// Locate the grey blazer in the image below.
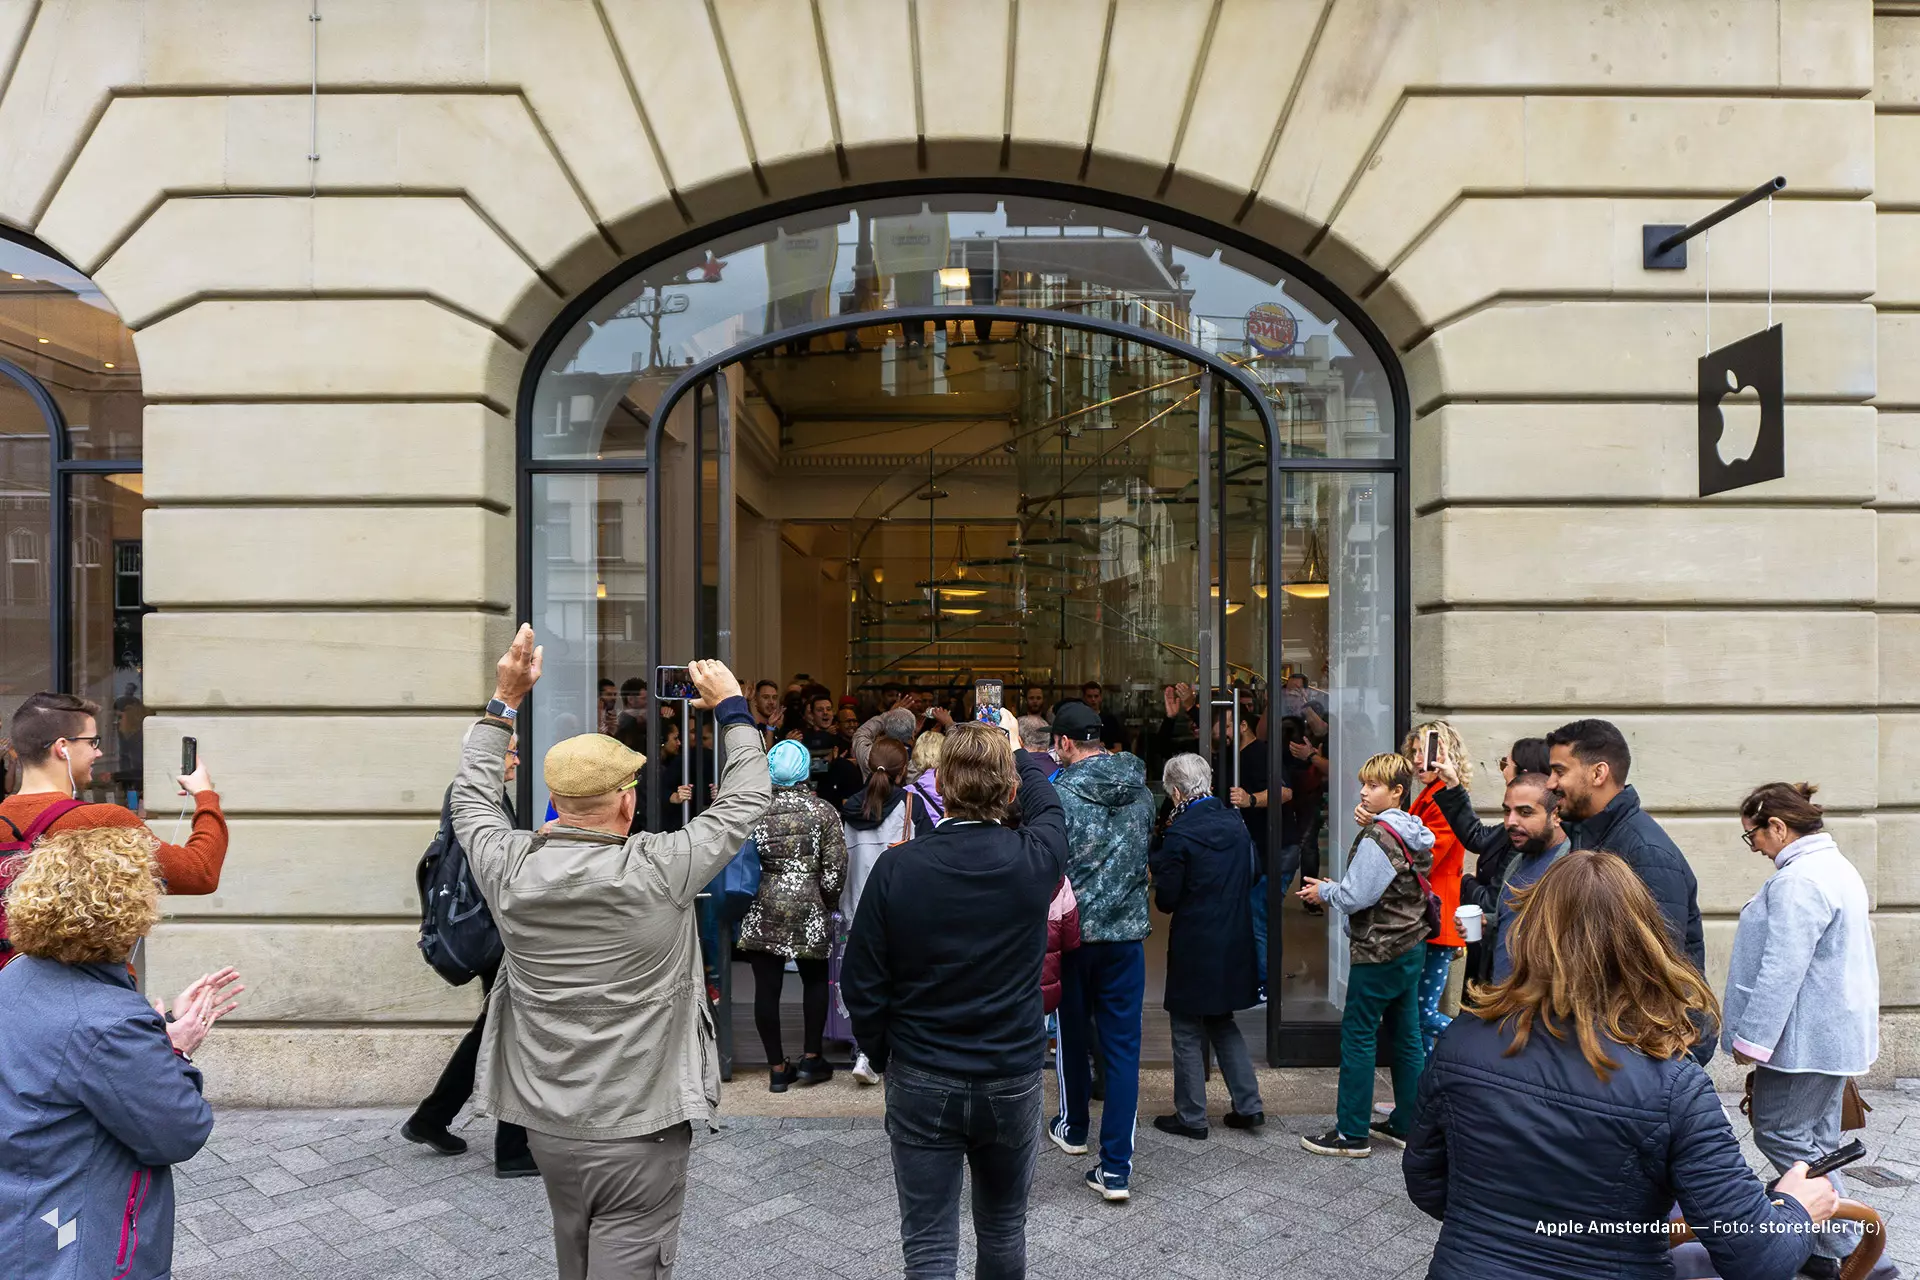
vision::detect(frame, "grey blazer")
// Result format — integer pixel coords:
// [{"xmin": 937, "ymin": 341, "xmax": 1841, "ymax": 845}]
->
[{"xmin": 1721, "ymin": 832, "xmax": 1878, "ymax": 1075}]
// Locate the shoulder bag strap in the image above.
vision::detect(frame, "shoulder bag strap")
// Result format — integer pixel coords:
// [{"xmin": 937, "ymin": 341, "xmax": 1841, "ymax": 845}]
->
[{"xmin": 22, "ymin": 798, "xmax": 86, "ymax": 843}]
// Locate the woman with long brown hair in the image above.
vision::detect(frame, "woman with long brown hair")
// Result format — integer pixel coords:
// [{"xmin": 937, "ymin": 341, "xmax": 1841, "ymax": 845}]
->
[{"xmin": 1404, "ymin": 850, "xmax": 1837, "ymax": 1280}]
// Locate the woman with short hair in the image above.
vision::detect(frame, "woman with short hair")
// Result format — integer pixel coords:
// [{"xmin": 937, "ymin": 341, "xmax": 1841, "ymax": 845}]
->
[
  {"xmin": 905, "ymin": 731, "xmax": 946, "ymax": 825},
  {"xmin": 0, "ymin": 827, "xmax": 242, "ymax": 1280},
  {"xmin": 1405, "ymin": 849, "xmax": 1836, "ymax": 1280},
  {"xmin": 1149, "ymin": 753, "xmax": 1265, "ymax": 1140},
  {"xmin": 1725, "ymin": 782, "xmax": 1878, "ymax": 1280},
  {"xmin": 737, "ymin": 739, "xmax": 848, "ymax": 1092}
]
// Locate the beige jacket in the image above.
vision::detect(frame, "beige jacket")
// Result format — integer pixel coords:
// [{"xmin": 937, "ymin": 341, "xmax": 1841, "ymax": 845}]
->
[{"xmin": 451, "ymin": 716, "xmax": 771, "ymax": 1139}]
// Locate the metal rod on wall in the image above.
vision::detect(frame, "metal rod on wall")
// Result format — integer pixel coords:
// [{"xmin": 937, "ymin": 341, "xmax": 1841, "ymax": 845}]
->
[{"xmin": 1643, "ymin": 176, "xmax": 1785, "ymax": 270}]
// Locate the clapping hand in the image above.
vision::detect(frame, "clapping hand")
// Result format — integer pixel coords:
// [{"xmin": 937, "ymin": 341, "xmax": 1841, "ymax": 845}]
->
[{"xmin": 159, "ymin": 967, "xmax": 244, "ymax": 1058}]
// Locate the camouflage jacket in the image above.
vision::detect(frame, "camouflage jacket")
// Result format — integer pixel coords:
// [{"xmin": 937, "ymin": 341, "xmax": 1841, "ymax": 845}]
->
[{"xmin": 1055, "ymin": 752, "xmax": 1155, "ymax": 943}]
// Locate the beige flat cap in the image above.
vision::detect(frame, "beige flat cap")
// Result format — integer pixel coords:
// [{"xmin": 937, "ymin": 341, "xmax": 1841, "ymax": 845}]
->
[{"xmin": 543, "ymin": 733, "xmax": 646, "ymax": 798}]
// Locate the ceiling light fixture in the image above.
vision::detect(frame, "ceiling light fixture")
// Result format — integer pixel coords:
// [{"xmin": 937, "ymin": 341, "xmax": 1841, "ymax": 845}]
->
[
  {"xmin": 937, "ymin": 266, "xmax": 972, "ymax": 290},
  {"xmin": 37, "ymin": 337, "xmax": 49, "ymax": 343},
  {"xmin": 8, "ymin": 273, "xmax": 21, "ymax": 280},
  {"xmin": 103, "ymin": 362, "xmax": 115, "ymax": 369}
]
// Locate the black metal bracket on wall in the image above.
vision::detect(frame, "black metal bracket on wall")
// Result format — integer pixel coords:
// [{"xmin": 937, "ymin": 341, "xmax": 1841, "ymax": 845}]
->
[{"xmin": 1643, "ymin": 176, "xmax": 1786, "ymax": 270}]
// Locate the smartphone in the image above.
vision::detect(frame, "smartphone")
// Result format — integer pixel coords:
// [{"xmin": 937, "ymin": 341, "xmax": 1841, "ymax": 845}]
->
[
  {"xmin": 1805, "ymin": 1138, "xmax": 1868, "ymax": 1179},
  {"xmin": 655, "ymin": 665, "xmax": 697, "ymax": 700},
  {"xmin": 180, "ymin": 736, "xmax": 197, "ymax": 775},
  {"xmin": 1424, "ymin": 728, "xmax": 1441, "ymax": 769},
  {"xmin": 975, "ymin": 678, "xmax": 1004, "ymax": 725}
]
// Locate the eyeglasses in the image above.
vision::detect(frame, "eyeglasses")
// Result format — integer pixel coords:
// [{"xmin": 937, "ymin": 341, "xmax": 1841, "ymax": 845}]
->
[
  {"xmin": 1497, "ymin": 756, "xmax": 1510, "ymax": 772},
  {"xmin": 1740, "ymin": 827, "xmax": 1762, "ymax": 850},
  {"xmin": 63, "ymin": 735, "xmax": 102, "ymax": 747}
]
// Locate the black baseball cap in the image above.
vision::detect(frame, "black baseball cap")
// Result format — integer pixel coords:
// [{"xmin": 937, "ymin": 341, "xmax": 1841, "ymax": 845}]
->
[{"xmin": 1051, "ymin": 701, "xmax": 1103, "ymax": 743}]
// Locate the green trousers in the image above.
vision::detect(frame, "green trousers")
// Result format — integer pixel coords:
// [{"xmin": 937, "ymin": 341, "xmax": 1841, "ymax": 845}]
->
[{"xmin": 1336, "ymin": 944, "xmax": 1426, "ymax": 1139}]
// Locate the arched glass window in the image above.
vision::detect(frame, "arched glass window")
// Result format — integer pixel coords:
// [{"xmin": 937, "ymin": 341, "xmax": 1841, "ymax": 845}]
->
[
  {"xmin": 521, "ymin": 187, "xmax": 1408, "ymax": 1065},
  {"xmin": 0, "ymin": 233, "xmax": 147, "ymax": 805}
]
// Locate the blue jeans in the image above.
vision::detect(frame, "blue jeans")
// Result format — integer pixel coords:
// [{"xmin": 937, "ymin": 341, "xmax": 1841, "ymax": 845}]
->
[
  {"xmin": 1053, "ymin": 940, "xmax": 1144, "ymax": 1178},
  {"xmin": 1419, "ymin": 945, "xmax": 1460, "ymax": 1058},
  {"xmin": 885, "ymin": 1062, "xmax": 1043, "ymax": 1279}
]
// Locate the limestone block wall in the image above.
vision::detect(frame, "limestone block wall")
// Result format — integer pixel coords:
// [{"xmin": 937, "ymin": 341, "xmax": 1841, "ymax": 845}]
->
[{"xmin": 0, "ymin": 0, "xmax": 1906, "ymax": 1101}]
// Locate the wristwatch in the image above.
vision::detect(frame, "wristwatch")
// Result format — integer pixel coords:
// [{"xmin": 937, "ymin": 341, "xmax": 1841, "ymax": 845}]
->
[{"xmin": 484, "ymin": 699, "xmax": 518, "ymax": 722}]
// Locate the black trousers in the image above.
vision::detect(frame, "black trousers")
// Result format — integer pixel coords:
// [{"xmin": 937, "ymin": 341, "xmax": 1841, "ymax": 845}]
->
[
  {"xmin": 412, "ymin": 972, "xmax": 529, "ymax": 1162},
  {"xmin": 746, "ymin": 950, "xmax": 828, "ymax": 1065}
]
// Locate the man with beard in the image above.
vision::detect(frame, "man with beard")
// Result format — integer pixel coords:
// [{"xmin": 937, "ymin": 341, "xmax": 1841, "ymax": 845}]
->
[
  {"xmin": 1546, "ymin": 718, "xmax": 1711, "ymax": 1064},
  {"xmin": 1454, "ymin": 773, "xmax": 1567, "ymax": 984}
]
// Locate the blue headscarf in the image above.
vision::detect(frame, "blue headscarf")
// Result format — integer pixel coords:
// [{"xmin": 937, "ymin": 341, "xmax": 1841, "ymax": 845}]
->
[{"xmin": 768, "ymin": 739, "xmax": 811, "ymax": 787}]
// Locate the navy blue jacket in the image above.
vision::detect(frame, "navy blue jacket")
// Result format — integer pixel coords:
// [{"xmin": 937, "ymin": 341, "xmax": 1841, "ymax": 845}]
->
[
  {"xmin": 1150, "ymin": 796, "xmax": 1260, "ymax": 1016},
  {"xmin": 0, "ymin": 957, "xmax": 213, "ymax": 1280},
  {"xmin": 1405, "ymin": 1014, "xmax": 1813, "ymax": 1280}
]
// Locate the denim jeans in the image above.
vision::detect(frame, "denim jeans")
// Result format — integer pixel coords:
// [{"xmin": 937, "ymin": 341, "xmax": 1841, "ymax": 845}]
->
[{"xmin": 885, "ymin": 1062, "xmax": 1043, "ymax": 1279}]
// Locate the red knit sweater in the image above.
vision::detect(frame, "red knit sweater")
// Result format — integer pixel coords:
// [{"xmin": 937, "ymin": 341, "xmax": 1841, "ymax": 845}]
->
[
  {"xmin": 1411, "ymin": 781, "xmax": 1466, "ymax": 949},
  {"xmin": 0, "ymin": 790, "xmax": 229, "ymax": 895}
]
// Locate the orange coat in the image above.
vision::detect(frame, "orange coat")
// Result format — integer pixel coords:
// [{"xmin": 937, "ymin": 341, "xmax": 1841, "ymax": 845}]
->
[{"xmin": 1411, "ymin": 781, "xmax": 1466, "ymax": 949}]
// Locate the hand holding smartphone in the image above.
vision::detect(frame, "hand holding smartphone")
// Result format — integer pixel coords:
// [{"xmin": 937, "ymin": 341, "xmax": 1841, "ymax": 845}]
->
[
  {"xmin": 974, "ymin": 678, "xmax": 1003, "ymax": 725},
  {"xmin": 655, "ymin": 665, "xmax": 697, "ymax": 701}
]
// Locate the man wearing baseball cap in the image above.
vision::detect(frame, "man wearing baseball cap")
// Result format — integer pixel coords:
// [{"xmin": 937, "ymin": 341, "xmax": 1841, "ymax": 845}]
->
[
  {"xmin": 449, "ymin": 627, "xmax": 771, "ymax": 1279},
  {"xmin": 1045, "ymin": 698, "xmax": 1155, "ymax": 1202}
]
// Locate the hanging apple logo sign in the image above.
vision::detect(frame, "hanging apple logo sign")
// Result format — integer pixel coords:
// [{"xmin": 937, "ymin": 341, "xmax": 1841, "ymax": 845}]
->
[
  {"xmin": 1698, "ymin": 323, "xmax": 1784, "ymax": 496},
  {"xmin": 1246, "ymin": 302, "xmax": 1298, "ymax": 358}
]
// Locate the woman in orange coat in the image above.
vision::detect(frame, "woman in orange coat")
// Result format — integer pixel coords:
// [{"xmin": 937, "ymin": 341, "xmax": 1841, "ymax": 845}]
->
[{"xmin": 1403, "ymin": 721, "xmax": 1470, "ymax": 1058}]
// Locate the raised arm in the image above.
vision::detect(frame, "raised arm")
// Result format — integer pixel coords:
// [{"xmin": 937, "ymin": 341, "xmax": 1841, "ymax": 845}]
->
[
  {"xmin": 453, "ymin": 625, "xmax": 541, "ymax": 896},
  {"xmin": 1432, "ymin": 782, "xmax": 1509, "ymax": 862},
  {"xmin": 646, "ymin": 660, "xmax": 772, "ymax": 905}
]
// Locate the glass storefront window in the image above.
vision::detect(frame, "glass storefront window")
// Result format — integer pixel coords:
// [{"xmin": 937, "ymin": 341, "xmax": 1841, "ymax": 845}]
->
[
  {"xmin": 532, "ymin": 194, "xmax": 1391, "ymax": 463},
  {"xmin": 0, "ymin": 236, "xmax": 145, "ymax": 804},
  {"xmin": 529, "ymin": 473, "xmax": 648, "ymax": 821}
]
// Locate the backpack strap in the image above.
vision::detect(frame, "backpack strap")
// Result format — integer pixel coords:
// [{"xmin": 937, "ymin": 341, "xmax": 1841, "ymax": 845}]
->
[
  {"xmin": 1365, "ymin": 819, "xmax": 1434, "ymax": 893},
  {"xmin": 0, "ymin": 814, "xmax": 22, "ymax": 844},
  {"xmin": 19, "ymin": 798, "xmax": 85, "ymax": 844}
]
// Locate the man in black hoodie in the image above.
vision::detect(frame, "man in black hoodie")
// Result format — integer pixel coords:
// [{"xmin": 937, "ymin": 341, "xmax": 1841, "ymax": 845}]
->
[
  {"xmin": 841, "ymin": 712, "xmax": 1067, "ymax": 1279},
  {"xmin": 1546, "ymin": 718, "xmax": 1712, "ymax": 1064}
]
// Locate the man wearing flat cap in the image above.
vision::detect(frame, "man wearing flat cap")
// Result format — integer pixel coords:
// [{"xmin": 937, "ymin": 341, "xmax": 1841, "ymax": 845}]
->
[{"xmin": 450, "ymin": 626, "xmax": 771, "ymax": 1279}]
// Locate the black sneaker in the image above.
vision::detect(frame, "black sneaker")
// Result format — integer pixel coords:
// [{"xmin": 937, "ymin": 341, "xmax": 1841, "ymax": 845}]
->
[
  {"xmin": 768, "ymin": 1060, "xmax": 798, "ymax": 1093},
  {"xmin": 1152, "ymin": 1114, "xmax": 1207, "ymax": 1141},
  {"xmin": 1368, "ymin": 1121, "xmax": 1408, "ymax": 1149},
  {"xmin": 795, "ymin": 1055, "xmax": 834, "ymax": 1086},
  {"xmin": 1301, "ymin": 1128, "xmax": 1371, "ymax": 1158},
  {"xmin": 1085, "ymin": 1166, "xmax": 1130, "ymax": 1202},
  {"xmin": 400, "ymin": 1119, "xmax": 466, "ymax": 1156},
  {"xmin": 1223, "ymin": 1110, "xmax": 1265, "ymax": 1130},
  {"xmin": 494, "ymin": 1152, "xmax": 539, "ymax": 1179},
  {"xmin": 1799, "ymin": 1258, "xmax": 1841, "ymax": 1280}
]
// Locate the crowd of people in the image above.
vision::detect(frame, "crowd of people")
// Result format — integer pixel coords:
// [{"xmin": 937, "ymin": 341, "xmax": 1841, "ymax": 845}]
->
[{"xmin": 0, "ymin": 646, "xmax": 1891, "ymax": 1280}]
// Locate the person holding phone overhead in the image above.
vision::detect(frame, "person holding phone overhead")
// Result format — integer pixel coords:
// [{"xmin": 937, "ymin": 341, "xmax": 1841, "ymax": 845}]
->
[
  {"xmin": 449, "ymin": 630, "xmax": 771, "ymax": 1280},
  {"xmin": 1724, "ymin": 782, "xmax": 1879, "ymax": 1280},
  {"xmin": 1386, "ymin": 721, "xmax": 1470, "ymax": 1057},
  {"xmin": 0, "ymin": 693, "xmax": 229, "ymax": 928}
]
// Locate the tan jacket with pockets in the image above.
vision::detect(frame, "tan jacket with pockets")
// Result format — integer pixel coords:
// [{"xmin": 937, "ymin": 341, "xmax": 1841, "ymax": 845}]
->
[{"xmin": 451, "ymin": 716, "xmax": 771, "ymax": 1139}]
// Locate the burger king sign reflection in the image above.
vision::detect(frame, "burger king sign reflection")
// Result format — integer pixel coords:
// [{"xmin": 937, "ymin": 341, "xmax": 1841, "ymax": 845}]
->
[{"xmin": 1246, "ymin": 302, "xmax": 1298, "ymax": 358}]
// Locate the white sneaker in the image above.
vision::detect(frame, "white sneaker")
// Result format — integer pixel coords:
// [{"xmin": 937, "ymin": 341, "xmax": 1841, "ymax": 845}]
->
[{"xmin": 852, "ymin": 1053, "xmax": 881, "ymax": 1085}]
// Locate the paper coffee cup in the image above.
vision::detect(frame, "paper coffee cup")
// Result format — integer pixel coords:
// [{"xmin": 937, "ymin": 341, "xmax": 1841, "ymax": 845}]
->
[{"xmin": 1455, "ymin": 904, "xmax": 1484, "ymax": 942}]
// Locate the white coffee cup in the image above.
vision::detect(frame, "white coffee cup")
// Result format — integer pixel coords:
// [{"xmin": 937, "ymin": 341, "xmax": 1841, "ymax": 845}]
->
[{"xmin": 1455, "ymin": 903, "xmax": 1484, "ymax": 942}]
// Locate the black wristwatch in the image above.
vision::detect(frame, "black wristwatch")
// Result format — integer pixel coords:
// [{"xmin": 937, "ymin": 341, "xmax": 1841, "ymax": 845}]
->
[{"xmin": 484, "ymin": 699, "xmax": 518, "ymax": 722}]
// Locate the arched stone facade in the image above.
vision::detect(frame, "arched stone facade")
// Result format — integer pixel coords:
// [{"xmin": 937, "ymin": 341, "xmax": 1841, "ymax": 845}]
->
[{"xmin": 0, "ymin": 0, "xmax": 1911, "ymax": 1101}]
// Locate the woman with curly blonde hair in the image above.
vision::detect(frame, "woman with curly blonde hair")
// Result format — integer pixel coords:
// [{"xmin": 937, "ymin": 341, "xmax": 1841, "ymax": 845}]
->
[{"xmin": 0, "ymin": 827, "xmax": 242, "ymax": 1280}]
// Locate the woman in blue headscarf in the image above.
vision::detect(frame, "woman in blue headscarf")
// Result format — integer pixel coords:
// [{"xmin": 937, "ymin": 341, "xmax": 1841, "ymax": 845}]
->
[{"xmin": 736, "ymin": 739, "xmax": 849, "ymax": 1092}]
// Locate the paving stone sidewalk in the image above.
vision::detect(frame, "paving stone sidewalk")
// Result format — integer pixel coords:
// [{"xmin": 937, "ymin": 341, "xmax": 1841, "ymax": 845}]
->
[{"xmin": 171, "ymin": 1085, "xmax": 1920, "ymax": 1280}]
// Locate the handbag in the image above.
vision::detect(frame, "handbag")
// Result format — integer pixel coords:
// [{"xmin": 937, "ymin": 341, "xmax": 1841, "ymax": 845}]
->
[
  {"xmin": 706, "ymin": 837, "xmax": 761, "ymax": 922},
  {"xmin": 1739, "ymin": 1070, "xmax": 1871, "ymax": 1132}
]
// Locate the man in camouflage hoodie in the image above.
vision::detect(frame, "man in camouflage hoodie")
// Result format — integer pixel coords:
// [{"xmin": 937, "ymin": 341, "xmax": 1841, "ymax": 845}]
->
[{"xmin": 1045, "ymin": 701, "xmax": 1156, "ymax": 1203}]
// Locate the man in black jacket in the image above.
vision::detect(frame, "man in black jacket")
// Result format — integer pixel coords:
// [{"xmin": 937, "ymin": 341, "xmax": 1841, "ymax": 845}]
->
[
  {"xmin": 1546, "ymin": 718, "xmax": 1712, "ymax": 1063},
  {"xmin": 842, "ymin": 711, "xmax": 1067, "ymax": 1279}
]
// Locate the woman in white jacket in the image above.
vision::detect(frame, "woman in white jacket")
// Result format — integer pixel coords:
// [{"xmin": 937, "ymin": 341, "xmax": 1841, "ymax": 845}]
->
[{"xmin": 1725, "ymin": 781, "xmax": 1878, "ymax": 1280}]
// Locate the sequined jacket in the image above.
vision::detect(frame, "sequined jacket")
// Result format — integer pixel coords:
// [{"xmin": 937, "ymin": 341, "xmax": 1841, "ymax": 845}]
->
[{"xmin": 737, "ymin": 786, "xmax": 849, "ymax": 960}]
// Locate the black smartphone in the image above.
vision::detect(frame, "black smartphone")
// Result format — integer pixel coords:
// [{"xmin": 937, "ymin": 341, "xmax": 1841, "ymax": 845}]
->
[
  {"xmin": 1805, "ymin": 1138, "xmax": 1868, "ymax": 1179},
  {"xmin": 1424, "ymin": 728, "xmax": 1441, "ymax": 769},
  {"xmin": 975, "ymin": 678, "xmax": 1003, "ymax": 725},
  {"xmin": 655, "ymin": 665, "xmax": 697, "ymax": 700},
  {"xmin": 180, "ymin": 736, "xmax": 197, "ymax": 775}
]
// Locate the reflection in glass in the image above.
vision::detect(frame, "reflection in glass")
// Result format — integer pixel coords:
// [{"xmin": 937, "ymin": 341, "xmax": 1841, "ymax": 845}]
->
[
  {"xmin": 531, "ymin": 194, "xmax": 1390, "ymax": 463},
  {"xmin": 530, "ymin": 474, "xmax": 648, "ymax": 821},
  {"xmin": 0, "ymin": 239, "xmax": 141, "ymax": 460},
  {"xmin": 69, "ymin": 473, "xmax": 149, "ymax": 807},
  {"xmin": 0, "ymin": 376, "xmax": 52, "ymax": 756},
  {"xmin": 1276, "ymin": 472, "xmax": 1396, "ymax": 1025}
]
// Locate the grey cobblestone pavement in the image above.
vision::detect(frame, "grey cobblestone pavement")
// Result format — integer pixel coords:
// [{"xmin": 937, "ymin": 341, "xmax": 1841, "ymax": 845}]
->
[{"xmin": 171, "ymin": 1086, "xmax": 1920, "ymax": 1280}]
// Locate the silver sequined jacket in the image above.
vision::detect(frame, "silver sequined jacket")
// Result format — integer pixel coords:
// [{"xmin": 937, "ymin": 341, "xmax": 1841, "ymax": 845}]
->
[{"xmin": 736, "ymin": 786, "xmax": 849, "ymax": 960}]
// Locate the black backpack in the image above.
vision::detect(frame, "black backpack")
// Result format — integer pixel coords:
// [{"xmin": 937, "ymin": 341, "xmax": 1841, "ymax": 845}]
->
[{"xmin": 415, "ymin": 786, "xmax": 503, "ymax": 987}]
